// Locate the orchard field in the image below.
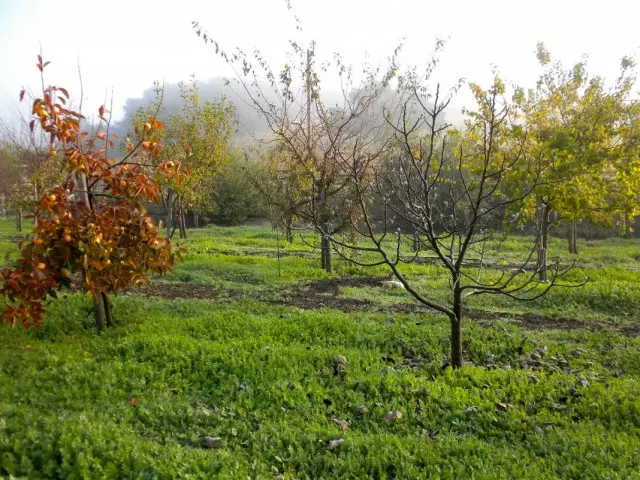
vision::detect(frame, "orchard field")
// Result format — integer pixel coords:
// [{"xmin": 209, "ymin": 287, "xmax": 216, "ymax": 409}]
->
[{"xmin": 1, "ymin": 218, "xmax": 639, "ymax": 479}]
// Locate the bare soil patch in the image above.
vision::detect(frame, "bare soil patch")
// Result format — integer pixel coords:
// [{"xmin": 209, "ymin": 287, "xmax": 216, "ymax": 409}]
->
[{"xmin": 133, "ymin": 276, "xmax": 638, "ymax": 337}]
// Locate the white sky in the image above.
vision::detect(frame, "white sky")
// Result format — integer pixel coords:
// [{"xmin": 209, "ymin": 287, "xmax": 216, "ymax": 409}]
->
[{"xmin": 1, "ymin": 0, "xmax": 639, "ymax": 124}]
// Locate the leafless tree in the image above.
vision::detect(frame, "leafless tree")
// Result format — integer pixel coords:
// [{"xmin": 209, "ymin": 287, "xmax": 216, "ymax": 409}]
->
[
  {"xmin": 319, "ymin": 75, "xmax": 585, "ymax": 368},
  {"xmin": 194, "ymin": 23, "xmax": 401, "ymax": 271}
]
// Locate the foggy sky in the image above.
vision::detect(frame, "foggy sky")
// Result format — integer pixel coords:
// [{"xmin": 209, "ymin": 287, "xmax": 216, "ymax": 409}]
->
[{"xmin": 1, "ymin": 0, "xmax": 638, "ymax": 129}]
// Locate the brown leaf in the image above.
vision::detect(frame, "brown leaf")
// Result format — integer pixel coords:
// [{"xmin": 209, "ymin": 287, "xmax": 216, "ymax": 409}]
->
[{"xmin": 332, "ymin": 418, "xmax": 350, "ymax": 429}]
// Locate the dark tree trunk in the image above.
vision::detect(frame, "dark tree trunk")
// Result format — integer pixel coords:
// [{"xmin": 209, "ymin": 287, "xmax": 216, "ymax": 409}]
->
[
  {"xmin": 16, "ymin": 208, "xmax": 22, "ymax": 232},
  {"xmin": 101, "ymin": 292, "xmax": 113, "ymax": 328},
  {"xmin": 450, "ymin": 284, "xmax": 463, "ymax": 368},
  {"xmin": 285, "ymin": 214, "xmax": 293, "ymax": 243},
  {"xmin": 166, "ymin": 189, "xmax": 173, "ymax": 238},
  {"xmin": 538, "ymin": 203, "xmax": 550, "ymax": 282},
  {"xmin": 193, "ymin": 211, "xmax": 199, "ymax": 229},
  {"xmin": 179, "ymin": 210, "xmax": 187, "ymax": 239},
  {"xmin": 93, "ymin": 294, "xmax": 105, "ymax": 331},
  {"xmin": 412, "ymin": 231, "xmax": 421, "ymax": 252},
  {"xmin": 568, "ymin": 222, "xmax": 578, "ymax": 254},
  {"xmin": 320, "ymin": 231, "xmax": 331, "ymax": 272}
]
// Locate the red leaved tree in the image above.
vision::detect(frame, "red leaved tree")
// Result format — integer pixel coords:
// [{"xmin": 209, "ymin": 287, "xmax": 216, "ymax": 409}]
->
[{"xmin": 0, "ymin": 56, "xmax": 189, "ymax": 329}]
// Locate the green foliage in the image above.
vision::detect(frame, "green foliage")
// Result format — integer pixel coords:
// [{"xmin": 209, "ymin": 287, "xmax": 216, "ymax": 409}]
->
[
  {"xmin": 203, "ymin": 152, "xmax": 267, "ymax": 225},
  {"xmin": 1, "ymin": 296, "xmax": 639, "ymax": 479},
  {"xmin": 0, "ymin": 219, "xmax": 639, "ymax": 478}
]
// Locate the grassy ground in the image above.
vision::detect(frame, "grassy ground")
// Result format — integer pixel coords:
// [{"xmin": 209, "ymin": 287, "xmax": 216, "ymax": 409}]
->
[{"xmin": 1, "ymin": 218, "xmax": 639, "ymax": 479}]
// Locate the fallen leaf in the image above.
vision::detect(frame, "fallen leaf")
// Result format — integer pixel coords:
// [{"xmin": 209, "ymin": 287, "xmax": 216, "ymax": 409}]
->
[{"xmin": 332, "ymin": 418, "xmax": 350, "ymax": 429}]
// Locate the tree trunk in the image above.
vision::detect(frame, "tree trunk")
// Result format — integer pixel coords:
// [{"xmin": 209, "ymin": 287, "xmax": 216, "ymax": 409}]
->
[
  {"xmin": 16, "ymin": 208, "xmax": 22, "ymax": 232},
  {"xmin": 33, "ymin": 182, "xmax": 39, "ymax": 225},
  {"xmin": 193, "ymin": 211, "xmax": 199, "ymax": 229},
  {"xmin": 320, "ymin": 230, "xmax": 331, "ymax": 273},
  {"xmin": 101, "ymin": 292, "xmax": 113, "ymax": 327},
  {"xmin": 166, "ymin": 189, "xmax": 173, "ymax": 239},
  {"xmin": 181, "ymin": 211, "xmax": 187, "ymax": 239},
  {"xmin": 285, "ymin": 214, "xmax": 293, "ymax": 243},
  {"xmin": 450, "ymin": 285, "xmax": 463, "ymax": 368},
  {"xmin": 537, "ymin": 201, "xmax": 550, "ymax": 282},
  {"xmin": 93, "ymin": 293, "xmax": 105, "ymax": 331},
  {"xmin": 412, "ymin": 231, "xmax": 421, "ymax": 252},
  {"xmin": 568, "ymin": 222, "xmax": 578, "ymax": 254}
]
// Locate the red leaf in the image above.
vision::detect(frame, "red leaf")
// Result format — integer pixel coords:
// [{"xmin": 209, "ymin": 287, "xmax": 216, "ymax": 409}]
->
[
  {"xmin": 58, "ymin": 87, "xmax": 69, "ymax": 98},
  {"xmin": 96, "ymin": 131, "xmax": 106, "ymax": 140},
  {"xmin": 19, "ymin": 89, "xmax": 25, "ymax": 102},
  {"xmin": 29, "ymin": 120, "xmax": 35, "ymax": 133},
  {"xmin": 98, "ymin": 105, "xmax": 106, "ymax": 118},
  {"xmin": 128, "ymin": 396, "xmax": 138, "ymax": 406}
]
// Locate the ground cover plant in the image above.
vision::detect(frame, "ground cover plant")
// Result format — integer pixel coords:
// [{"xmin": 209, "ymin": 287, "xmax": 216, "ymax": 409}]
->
[{"xmin": 1, "ymin": 218, "xmax": 639, "ymax": 479}]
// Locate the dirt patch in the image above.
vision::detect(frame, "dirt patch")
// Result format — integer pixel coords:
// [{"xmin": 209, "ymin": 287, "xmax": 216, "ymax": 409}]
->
[
  {"xmin": 464, "ymin": 308, "xmax": 610, "ymax": 333},
  {"xmin": 132, "ymin": 277, "xmax": 639, "ymax": 337},
  {"xmin": 138, "ymin": 282, "xmax": 246, "ymax": 301},
  {"xmin": 269, "ymin": 276, "xmax": 387, "ymax": 312},
  {"xmin": 201, "ymin": 247, "xmax": 313, "ymax": 259},
  {"xmin": 620, "ymin": 326, "xmax": 640, "ymax": 337}
]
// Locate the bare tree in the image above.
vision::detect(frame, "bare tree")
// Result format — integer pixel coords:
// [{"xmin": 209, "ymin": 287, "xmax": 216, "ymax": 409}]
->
[
  {"xmin": 321, "ymin": 75, "xmax": 584, "ymax": 368},
  {"xmin": 193, "ymin": 23, "xmax": 401, "ymax": 271}
]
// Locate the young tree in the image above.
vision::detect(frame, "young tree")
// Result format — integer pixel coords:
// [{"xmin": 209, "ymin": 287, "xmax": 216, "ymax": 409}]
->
[
  {"xmin": 0, "ymin": 56, "xmax": 187, "ymax": 329},
  {"xmin": 0, "ymin": 114, "xmax": 67, "ymax": 231},
  {"xmin": 193, "ymin": 24, "xmax": 399, "ymax": 271},
  {"xmin": 517, "ymin": 44, "xmax": 640, "ymax": 274},
  {"xmin": 321, "ymin": 75, "xmax": 582, "ymax": 368},
  {"xmin": 131, "ymin": 78, "xmax": 236, "ymax": 238}
]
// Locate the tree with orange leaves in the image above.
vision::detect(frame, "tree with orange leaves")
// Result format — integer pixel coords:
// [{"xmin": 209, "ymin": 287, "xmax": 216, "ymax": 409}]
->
[{"xmin": 0, "ymin": 56, "xmax": 189, "ymax": 329}]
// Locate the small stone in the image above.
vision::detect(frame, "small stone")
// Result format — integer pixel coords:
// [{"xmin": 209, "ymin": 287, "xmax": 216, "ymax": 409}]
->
[
  {"xmin": 381, "ymin": 280, "xmax": 404, "ymax": 289},
  {"xmin": 327, "ymin": 438, "xmax": 344, "ymax": 451},
  {"xmin": 577, "ymin": 376, "xmax": 589, "ymax": 388},
  {"xmin": 384, "ymin": 410, "xmax": 403, "ymax": 423},
  {"xmin": 355, "ymin": 406, "xmax": 369, "ymax": 415},
  {"xmin": 332, "ymin": 355, "xmax": 348, "ymax": 378},
  {"xmin": 571, "ymin": 348, "xmax": 585, "ymax": 357},
  {"xmin": 204, "ymin": 436, "xmax": 222, "ymax": 449},
  {"xmin": 549, "ymin": 403, "xmax": 566, "ymax": 411}
]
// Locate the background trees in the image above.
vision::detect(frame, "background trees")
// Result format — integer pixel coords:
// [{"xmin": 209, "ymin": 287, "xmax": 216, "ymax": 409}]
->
[
  {"xmin": 516, "ymin": 44, "xmax": 640, "ymax": 279},
  {"xmin": 131, "ymin": 78, "xmax": 236, "ymax": 238}
]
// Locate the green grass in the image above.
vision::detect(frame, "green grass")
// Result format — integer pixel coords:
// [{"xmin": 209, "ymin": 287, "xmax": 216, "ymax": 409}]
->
[{"xmin": 0, "ymin": 218, "xmax": 639, "ymax": 479}]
